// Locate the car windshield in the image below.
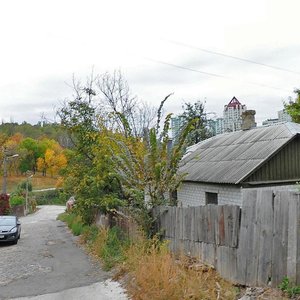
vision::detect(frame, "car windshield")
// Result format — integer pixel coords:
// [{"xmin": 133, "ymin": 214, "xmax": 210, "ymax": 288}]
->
[{"xmin": 0, "ymin": 218, "xmax": 16, "ymax": 226}]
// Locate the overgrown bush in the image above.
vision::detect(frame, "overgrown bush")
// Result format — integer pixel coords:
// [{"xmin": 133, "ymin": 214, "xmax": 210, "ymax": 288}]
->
[
  {"xmin": 33, "ymin": 189, "xmax": 65, "ymax": 205},
  {"xmin": 19, "ymin": 180, "xmax": 32, "ymax": 192},
  {"xmin": 9, "ymin": 195, "xmax": 25, "ymax": 207}
]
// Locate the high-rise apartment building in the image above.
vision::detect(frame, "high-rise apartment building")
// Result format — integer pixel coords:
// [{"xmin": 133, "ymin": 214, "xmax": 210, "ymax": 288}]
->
[
  {"xmin": 171, "ymin": 116, "xmax": 185, "ymax": 140},
  {"xmin": 223, "ymin": 97, "xmax": 247, "ymax": 132}
]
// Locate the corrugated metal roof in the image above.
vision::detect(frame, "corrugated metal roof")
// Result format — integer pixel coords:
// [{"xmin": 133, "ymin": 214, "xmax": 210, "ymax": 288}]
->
[{"xmin": 179, "ymin": 122, "xmax": 300, "ymax": 184}]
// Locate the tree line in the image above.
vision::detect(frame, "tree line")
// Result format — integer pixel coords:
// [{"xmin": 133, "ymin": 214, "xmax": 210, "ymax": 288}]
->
[{"xmin": 0, "ymin": 133, "xmax": 67, "ymax": 177}]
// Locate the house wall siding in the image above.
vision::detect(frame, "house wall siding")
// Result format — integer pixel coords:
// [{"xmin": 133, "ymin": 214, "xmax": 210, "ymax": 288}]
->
[
  {"xmin": 177, "ymin": 182, "xmax": 242, "ymax": 207},
  {"xmin": 243, "ymin": 184, "xmax": 298, "ymax": 194}
]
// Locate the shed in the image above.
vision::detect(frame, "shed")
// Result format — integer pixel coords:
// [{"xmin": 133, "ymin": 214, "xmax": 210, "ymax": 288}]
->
[{"xmin": 177, "ymin": 122, "xmax": 300, "ymax": 207}]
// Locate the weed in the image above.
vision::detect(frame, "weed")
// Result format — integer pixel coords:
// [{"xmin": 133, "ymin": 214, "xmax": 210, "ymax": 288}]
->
[
  {"xmin": 121, "ymin": 236, "xmax": 236, "ymax": 300},
  {"xmin": 279, "ymin": 277, "xmax": 300, "ymax": 298},
  {"xmin": 91, "ymin": 226, "xmax": 129, "ymax": 271},
  {"xmin": 80, "ymin": 224, "xmax": 99, "ymax": 244}
]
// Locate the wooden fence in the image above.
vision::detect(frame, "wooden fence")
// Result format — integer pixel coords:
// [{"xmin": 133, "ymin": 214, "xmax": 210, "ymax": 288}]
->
[{"xmin": 152, "ymin": 190, "xmax": 300, "ymax": 287}]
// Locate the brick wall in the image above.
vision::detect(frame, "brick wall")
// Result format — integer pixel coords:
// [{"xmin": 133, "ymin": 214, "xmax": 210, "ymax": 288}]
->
[{"xmin": 177, "ymin": 182, "xmax": 242, "ymax": 207}]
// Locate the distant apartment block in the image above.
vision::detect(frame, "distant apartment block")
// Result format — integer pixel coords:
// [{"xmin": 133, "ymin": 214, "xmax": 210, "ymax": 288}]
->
[
  {"xmin": 171, "ymin": 116, "xmax": 185, "ymax": 140},
  {"xmin": 262, "ymin": 109, "xmax": 292, "ymax": 126},
  {"xmin": 278, "ymin": 109, "xmax": 292, "ymax": 123},
  {"xmin": 223, "ymin": 97, "xmax": 247, "ymax": 132},
  {"xmin": 207, "ymin": 118, "xmax": 222, "ymax": 136}
]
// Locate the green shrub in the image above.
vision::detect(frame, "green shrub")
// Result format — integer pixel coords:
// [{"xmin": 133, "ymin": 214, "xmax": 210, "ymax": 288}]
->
[
  {"xmin": 19, "ymin": 181, "xmax": 32, "ymax": 192},
  {"xmin": 33, "ymin": 189, "xmax": 65, "ymax": 205},
  {"xmin": 10, "ymin": 195, "xmax": 25, "ymax": 207},
  {"xmin": 279, "ymin": 277, "xmax": 300, "ymax": 298}
]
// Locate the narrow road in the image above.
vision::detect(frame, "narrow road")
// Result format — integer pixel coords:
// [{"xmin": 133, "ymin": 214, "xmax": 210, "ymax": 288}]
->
[{"xmin": 0, "ymin": 206, "xmax": 128, "ymax": 300}]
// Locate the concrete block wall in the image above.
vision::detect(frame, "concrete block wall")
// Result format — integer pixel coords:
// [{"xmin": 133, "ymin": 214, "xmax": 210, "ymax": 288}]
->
[{"xmin": 177, "ymin": 182, "xmax": 242, "ymax": 207}]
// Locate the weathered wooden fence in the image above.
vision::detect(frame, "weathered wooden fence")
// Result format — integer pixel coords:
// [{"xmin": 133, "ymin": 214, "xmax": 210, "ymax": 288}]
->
[{"xmin": 153, "ymin": 190, "xmax": 300, "ymax": 287}]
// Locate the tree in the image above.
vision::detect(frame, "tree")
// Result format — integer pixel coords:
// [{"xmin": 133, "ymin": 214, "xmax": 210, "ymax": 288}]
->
[
  {"xmin": 18, "ymin": 138, "xmax": 40, "ymax": 173},
  {"xmin": 57, "ymin": 74, "xmax": 126, "ymax": 224},
  {"xmin": 178, "ymin": 100, "xmax": 212, "ymax": 146},
  {"xmin": 114, "ymin": 95, "xmax": 197, "ymax": 207},
  {"xmin": 97, "ymin": 70, "xmax": 157, "ymax": 137},
  {"xmin": 285, "ymin": 89, "xmax": 300, "ymax": 123},
  {"xmin": 36, "ymin": 140, "xmax": 67, "ymax": 177}
]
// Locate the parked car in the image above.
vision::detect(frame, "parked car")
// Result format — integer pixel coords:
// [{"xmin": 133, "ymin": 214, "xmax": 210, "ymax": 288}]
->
[{"xmin": 0, "ymin": 216, "xmax": 21, "ymax": 244}]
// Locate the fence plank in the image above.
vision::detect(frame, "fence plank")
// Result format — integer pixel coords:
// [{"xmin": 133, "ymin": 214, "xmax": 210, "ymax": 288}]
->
[
  {"xmin": 207, "ymin": 205, "xmax": 216, "ymax": 243},
  {"xmin": 183, "ymin": 208, "xmax": 192, "ymax": 240},
  {"xmin": 287, "ymin": 192, "xmax": 300, "ymax": 285},
  {"xmin": 237, "ymin": 189, "xmax": 257, "ymax": 285},
  {"xmin": 217, "ymin": 246, "xmax": 237, "ymax": 282},
  {"xmin": 218, "ymin": 206, "xmax": 225, "ymax": 246},
  {"xmin": 272, "ymin": 191, "xmax": 289, "ymax": 286},
  {"xmin": 202, "ymin": 242, "xmax": 216, "ymax": 267},
  {"xmin": 256, "ymin": 190, "xmax": 273, "ymax": 286}
]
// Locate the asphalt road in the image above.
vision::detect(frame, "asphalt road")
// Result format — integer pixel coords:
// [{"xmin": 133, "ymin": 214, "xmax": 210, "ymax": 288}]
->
[{"xmin": 0, "ymin": 206, "xmax": 128, "ymax": 300}]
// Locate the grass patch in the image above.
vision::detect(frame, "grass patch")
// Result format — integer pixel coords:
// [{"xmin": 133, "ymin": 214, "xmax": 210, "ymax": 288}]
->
[{"xmin": 90, "ymin": 226, "xmax": 129, "ymax": 271}]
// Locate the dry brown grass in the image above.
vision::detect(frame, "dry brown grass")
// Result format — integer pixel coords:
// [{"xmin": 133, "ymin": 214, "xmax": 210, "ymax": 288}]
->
[
  {"xmin": 1, "ymin": 173, "xmax": 58, "ymax": 193},
  {"xmin": 119, "ymin": 237, "xmax": 237, "ymax": 300}
]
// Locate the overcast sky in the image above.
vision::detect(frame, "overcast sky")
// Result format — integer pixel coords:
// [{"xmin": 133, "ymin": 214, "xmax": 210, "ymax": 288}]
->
[{"xmin": 0, "ymin": 0, "xmax": 299, "ymax": 125}]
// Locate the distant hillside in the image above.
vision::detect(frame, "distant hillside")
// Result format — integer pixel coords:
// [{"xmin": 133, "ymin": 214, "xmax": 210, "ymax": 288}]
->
[{"xmin": 0, "ymin": 122, "xmax": 72, "ymax": 148}]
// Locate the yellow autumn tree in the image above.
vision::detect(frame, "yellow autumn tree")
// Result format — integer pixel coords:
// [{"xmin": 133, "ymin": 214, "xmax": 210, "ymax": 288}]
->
[{"xmin": 37, "ymin": 144, "xmax": 67, "ymax": 177}]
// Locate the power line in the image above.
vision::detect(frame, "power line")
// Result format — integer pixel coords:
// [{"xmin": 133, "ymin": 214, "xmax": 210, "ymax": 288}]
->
[
  {"xmin": 166, "ymin": 39, "xmax": 300, "ymax": 76},
  {"xmin": 144, "ymin": 56, "xmax": 291, "ymax": 92}
]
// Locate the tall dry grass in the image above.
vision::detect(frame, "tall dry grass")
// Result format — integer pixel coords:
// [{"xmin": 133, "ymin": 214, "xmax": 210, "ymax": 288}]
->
[
  {"xmin": 120, "ymin": 236, "xmax": 237, "ymax": 300},
  {"xmin": 2, "ymin": 173, "xmax": 58, "ymax": 193}
]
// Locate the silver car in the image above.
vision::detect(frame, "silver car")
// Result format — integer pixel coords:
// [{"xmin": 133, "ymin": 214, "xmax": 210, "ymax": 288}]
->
[{"xmin": 0, "ymin": 216, "xmax": 21, "ymax": 244}]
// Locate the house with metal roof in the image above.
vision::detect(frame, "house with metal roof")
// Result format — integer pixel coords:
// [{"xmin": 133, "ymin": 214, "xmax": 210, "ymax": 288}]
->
[{"xmin": 177, "ymin": 122, "xmax": 300, "ymax": 207}]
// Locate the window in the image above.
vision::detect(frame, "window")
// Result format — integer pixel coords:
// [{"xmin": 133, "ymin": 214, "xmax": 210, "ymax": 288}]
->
[{"xmin": 205, "ymin": 192, "xmax": 218, "ymax": 205}]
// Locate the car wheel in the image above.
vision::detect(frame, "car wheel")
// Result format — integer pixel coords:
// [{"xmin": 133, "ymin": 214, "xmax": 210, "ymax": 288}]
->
[
  {"xmin": 18, "ymin": 234, "xmax": 20, "ymax": 240},
  {"xmin": 12, "ymin": 239, "xmax": 18, "ymax": 245}
]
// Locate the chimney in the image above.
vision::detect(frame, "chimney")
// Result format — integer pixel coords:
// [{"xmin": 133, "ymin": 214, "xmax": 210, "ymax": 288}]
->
[{"xmin": 241, "ymin": 110, "xmax": 256, "ymax": 130}]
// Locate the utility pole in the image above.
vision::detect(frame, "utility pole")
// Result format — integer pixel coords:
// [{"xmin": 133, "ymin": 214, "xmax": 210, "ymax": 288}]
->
[{"xmin": 25, "ymin": 171, "xmax": 33, "ymax": 215}]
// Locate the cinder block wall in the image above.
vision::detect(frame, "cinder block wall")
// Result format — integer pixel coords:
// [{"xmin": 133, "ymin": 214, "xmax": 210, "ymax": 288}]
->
[
  {"xmin": 177, "ymin": 182, "xmax": 242, "ymax": 207},
  {"xmin": 177, "ymin": 182, "xmax": 299, "ymax": 208}
]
